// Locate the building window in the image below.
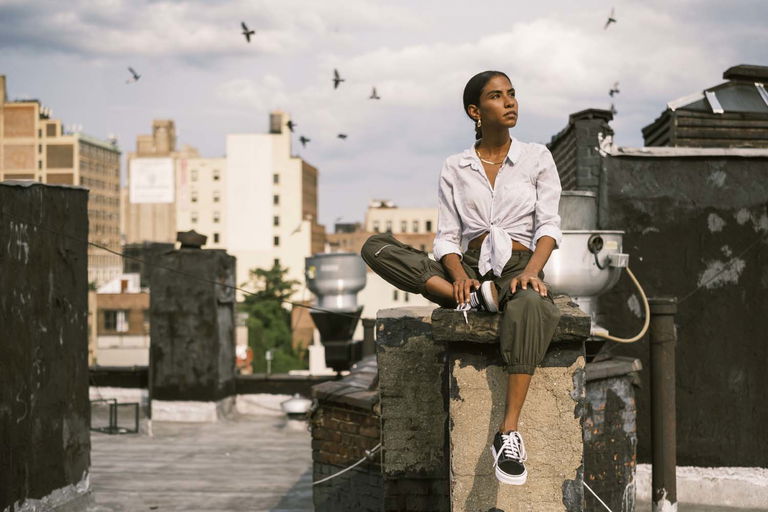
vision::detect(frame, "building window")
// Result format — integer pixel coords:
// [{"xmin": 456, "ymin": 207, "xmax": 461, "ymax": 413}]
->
[
  {"xmin": 104, "ymin": 310, "xmax": 129, "ymax": 333},
  {"xmin": 274, "ymin": 258, "xmax": 280, "ymax": 267},
  {"xmin": 38, "ymin": 129, "xmax": 42, "ymax": 138},
  {"xmin": 372, "ymin": 220, "xmax": 380, "ymax": 233},
  {"xmin": 38, "ymin": 144, "xmax": 42, "ymax": 154},
  {"xmin": 273, "ymin": 194, "xmax": 279, "ymax": 205},
  {"xmin": 213, "ymin": 211, "xmax": 220, "ymax": 223},
  {"xmin": 413, "ymin": 220, "xmax": 419, "ymax": 232},
  {"xmin": 274, "ymin": 236, "xmax": 280, "ymax": 246},
  {"xmin": 213, "ymin": 191, "xmax": 220, "ymax": 203},
  {"xmin": 191, "ymin": 169, "xmax": 198, "ymax": 181},
  {"xmin": 420, "ymin": 244, "xmax": 426, "ymax": 251},
  {"xmin": 273, "ymin": 216, "xmax": 279, "ymax": 227},
  {"xmin": 191, "ymin": 191, "xmax": 198, "ymax": 203},
  {"xmin": 400, "ymin": 220, "xmax": 407, "ymax": 232},
  {"xmin": 213, "ymin": 233, "xmax": 220, "ymax": 243},
  {"xmin": 425, "ymin": 220, "xmax": 433, "ymax": 232},
  {"xmin": 385, "ymin": 220, "xmax": 392, "ymax": 233},
  {"xmin": 213, "ymin": 169, "xmax": 220, "ymax": 181},
  {"xmin": 273, "ymin": 173, "xmax": 279, "ymax": 184},
  {"xmin": 393, "ymin": 290, "xmax": 399, "ymax": 301},
  {"xmin": 191, "ymin": 212, "xmax": 198, "ymax": 223},
  {"xmin": 38, "ymin": 161, "xmax": 42, "ymax": 170},
  {"xmin": 404, "ymin": 292, "xmax": 409, "ymax": 303}
]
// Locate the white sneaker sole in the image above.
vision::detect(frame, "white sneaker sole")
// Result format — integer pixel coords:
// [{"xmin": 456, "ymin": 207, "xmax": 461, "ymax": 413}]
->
[
  {"xmin": 480, "ymin": 281, "xmax": 499, "ymax": 313},
  {"xmin": 490, "ymin": 446, "xmax": 528, "ymax": 485}
]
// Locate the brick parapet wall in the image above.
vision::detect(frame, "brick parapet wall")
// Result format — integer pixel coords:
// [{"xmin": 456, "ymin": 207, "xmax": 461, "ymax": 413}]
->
[
  {"xmin": 311, "ymin": 402, "xmax": 381, "ymax": 469},
  {"xmin": 311, "ymin": 356, "xmax": 382, "ymax": 511}
]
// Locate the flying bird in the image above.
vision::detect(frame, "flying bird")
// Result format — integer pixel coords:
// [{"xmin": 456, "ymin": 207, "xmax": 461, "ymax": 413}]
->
[
  {"xmin": 333, "ymin": 69, "xmax": 345, "ymax": 89},
  {"xmin": 299, "ymin": 135, "xmax": 310, "ymax": 147},
  {"xmin": 241, "ymin": 22, "xmax": 255, "ymax": 42},
  {"xmin": 604, "ymin": 7, "xmax": 617, "ymax": 29},
  {"xmin": 369, "ymin": 87, "xmax": 381, "ymax": 100},
  {"xmin": 337, "ymin": 133, "xmax": 348, "ymax": 139},
  {"xmin": 126, "ymin": 67, "xmax": 141, "ymax": 84},
  {"xmin": 609, "ymin": 82, "xmax": 620, "ymax": 97},
  {"xmin": 286, "ymin": 120, "xmax": 296, "ymax": 132}
]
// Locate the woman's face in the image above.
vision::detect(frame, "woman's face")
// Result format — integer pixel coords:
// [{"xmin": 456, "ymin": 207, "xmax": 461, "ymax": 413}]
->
[{"xmin": 472, "ymin": 74, "xmax": 518, "ymax": 129}]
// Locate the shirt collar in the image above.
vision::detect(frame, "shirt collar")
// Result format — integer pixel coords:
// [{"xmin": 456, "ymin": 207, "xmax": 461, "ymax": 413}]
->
[{"xmin": 459, "ymin": 137, "xmax": 523, "ymax": 171}]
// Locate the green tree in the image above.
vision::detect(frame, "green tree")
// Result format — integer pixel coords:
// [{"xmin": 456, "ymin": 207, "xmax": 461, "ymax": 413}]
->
[{"xmin": 239, "ymin": 263, "xmax": 306, "ymax": 373}]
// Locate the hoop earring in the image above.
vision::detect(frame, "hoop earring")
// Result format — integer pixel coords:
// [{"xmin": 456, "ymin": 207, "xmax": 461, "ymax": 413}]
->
[{"xmin": 476, "ymin": 118, "xmax": 482, "ymax": 129}]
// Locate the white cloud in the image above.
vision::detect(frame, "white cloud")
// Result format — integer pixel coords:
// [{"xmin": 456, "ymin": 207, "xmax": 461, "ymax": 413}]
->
[
  {"xmin": 0, "ymin": 0, "xmax": 416, "ymax": 59},
  {"xmin": 2, "ymin": 0, "xmax": 766, "ymax": 226}
]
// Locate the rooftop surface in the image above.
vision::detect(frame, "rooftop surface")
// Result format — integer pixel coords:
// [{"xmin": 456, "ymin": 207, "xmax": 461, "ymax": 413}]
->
[{"xmin": 86, "ymin": 411, "xmax": 313, "ymax": 512}]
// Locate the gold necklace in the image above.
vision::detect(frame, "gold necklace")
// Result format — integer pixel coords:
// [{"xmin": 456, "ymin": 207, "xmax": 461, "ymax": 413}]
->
[{"xmin": 476, "ymin": 140, "xmax": 510, "ymax": 166}]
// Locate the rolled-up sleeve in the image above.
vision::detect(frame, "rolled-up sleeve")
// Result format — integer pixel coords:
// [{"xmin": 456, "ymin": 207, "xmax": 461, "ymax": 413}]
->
[
  {"xmin": 433, "ymin": 162, "xmax": 464, "ymax": 262},
  {"xmin": 533, "ymin": 147, "xmax": 563, "ymax": 249}
]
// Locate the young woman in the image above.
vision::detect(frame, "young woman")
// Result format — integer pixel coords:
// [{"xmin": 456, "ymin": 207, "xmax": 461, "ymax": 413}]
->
[{"xmin": 361, "ymin": 70, "xmax": 562, "ymax": 485}]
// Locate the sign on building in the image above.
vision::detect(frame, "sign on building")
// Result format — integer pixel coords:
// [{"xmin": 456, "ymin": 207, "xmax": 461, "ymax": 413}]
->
[{"xmin": 129, "ymin": 158, "xmax": 174, "ymax": 203}]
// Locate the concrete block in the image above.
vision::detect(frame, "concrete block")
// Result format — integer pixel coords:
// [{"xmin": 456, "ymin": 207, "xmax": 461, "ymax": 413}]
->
[
  {"xmin": 1, "ymin": 182, "xmax": 91, "ymax": 511},
  {"xmin": 450, "ymin": 354, "xmax": 585, "ymax": 511},
  {"xmin": 150, "ymin": 397, "xmax": 235, "ymax": 422}
]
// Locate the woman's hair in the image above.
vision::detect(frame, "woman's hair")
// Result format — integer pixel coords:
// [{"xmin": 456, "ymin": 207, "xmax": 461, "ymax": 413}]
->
[{"xmin": 463, "ymin": 70, "xmax": 510, "ymax": 140}]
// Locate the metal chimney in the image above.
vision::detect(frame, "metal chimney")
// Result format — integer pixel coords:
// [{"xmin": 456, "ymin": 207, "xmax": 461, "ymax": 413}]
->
[{"xmin": 305, "ymin": 253, "xmax": 366, "ymax": 372}]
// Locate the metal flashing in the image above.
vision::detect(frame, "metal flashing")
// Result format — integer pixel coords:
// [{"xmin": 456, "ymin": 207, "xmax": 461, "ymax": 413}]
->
[
  {"xmin": 756, "ymin": 82, "xmax": 768, "ymax": 107},
  {"xmin": 612, "ymin": 146, "xmax": 768, "ymax": 158},
  {"xmin": 705, "ymin": 90, "xmax": 725, "ymax": 114},
  {"xmin": 667, "ymin": 91, "xmax": 704, "ymax": 111}
]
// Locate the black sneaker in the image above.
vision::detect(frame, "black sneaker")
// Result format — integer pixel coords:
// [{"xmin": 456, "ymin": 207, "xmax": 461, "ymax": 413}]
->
[{"xmin": 490, "ymin": 430, "xmax": 528, "ymax": 485}]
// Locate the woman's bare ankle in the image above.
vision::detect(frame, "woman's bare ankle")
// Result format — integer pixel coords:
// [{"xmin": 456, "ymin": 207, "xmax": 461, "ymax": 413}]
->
[{"xmin": 499, "ymin": 421, "xmax": 518, "ymax": 433}]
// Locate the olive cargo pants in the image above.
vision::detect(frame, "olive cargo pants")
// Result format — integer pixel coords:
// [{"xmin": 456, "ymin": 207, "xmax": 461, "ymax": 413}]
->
[{"xmin": 361, "ymin": 233, "xmax": 561, "ymax": 375}]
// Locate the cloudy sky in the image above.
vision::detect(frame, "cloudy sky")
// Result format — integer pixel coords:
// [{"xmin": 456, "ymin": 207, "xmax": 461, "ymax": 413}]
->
[{"xmin": 1, "ymin": 0, "xmax": 766, "ymax": 227}]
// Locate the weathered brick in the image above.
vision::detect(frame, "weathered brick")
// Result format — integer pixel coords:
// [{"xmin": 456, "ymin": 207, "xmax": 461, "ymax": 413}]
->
[
  {"xmin": 336, "ymin": 420, "xmax": 359, "ymax": 434},
  {"xmin": 359, "ymin": 425, "xmax": 379, "ymax": 438}
]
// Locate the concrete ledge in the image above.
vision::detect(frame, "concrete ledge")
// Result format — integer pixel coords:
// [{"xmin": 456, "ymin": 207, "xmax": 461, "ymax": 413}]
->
[
  {"xmin": 235, "ymin": 373, "xmax": 336, "ymax": 395},
  {"xmin": 635, "ymin": 464, "xmax": 768, "ymax": 509},
  {"xmin": 89, "ymin": 386, "xmax": 148, "ymax": 406},
  {"xmin": 431, "ymin": 295, "xmax": 590, "ymax": 344},
  {"xmin": 235, "ymin": 394, "xmax": 292, "ymax": 417},
  {"xmin": 312, "ymin": 355, "xmax": 378, "ymax": 411},
  {"xmin": 151, "ymin": 397, "xmax": 235, "ymax": 422}
]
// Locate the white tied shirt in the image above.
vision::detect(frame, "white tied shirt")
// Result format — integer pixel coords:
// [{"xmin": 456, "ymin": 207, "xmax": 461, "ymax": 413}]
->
[{"xmin": 433, "ymin": 137, "xmax": 563, "ymax": 277}]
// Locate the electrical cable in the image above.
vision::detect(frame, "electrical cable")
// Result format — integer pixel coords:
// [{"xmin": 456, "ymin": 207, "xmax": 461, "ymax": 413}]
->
[
  {"xmin": 0, "ymin": 211, "xmax": 362, "ymax": 320},
  {"xmin": 590, "ymin": 231, "xmax": 766, "ymax": 343},
  {"xmin": 583, "ymin": 481, "xmax": 614, "ymax": 511},
  {"xmin": 589, "ymin": 266, "xmax": 650, "ymax": 344},
  {"xmin": 312, "ymin": 443, "xmax": 381, "ymax": 486}
]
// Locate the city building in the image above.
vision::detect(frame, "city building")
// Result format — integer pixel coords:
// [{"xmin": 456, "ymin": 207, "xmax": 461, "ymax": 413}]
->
[
  {"xmin": 0, "ymin": 75, "xmax": 122, "ymax": 285},
  {"xmin": 175, "ymin": 156, "xmax": 227, "ymax": 249},
  {"xmin": 123, "ymin": 119, "xmax": 200, "ymax": 244},
  {"xmin": 324, "ymin": 200, "xmax": 439, "ymax": 339},
  {"xmin": 364, "ymin": 199, "xmax": 437, "ymax": 237},
  {"xmin": 93, "ymin": 273, "xmax": 150, "ymax": 366},
  {"xmin": 123, "ymin": 112, "xmax": 324, "ymax": 299},
  {"xmin": 327, "ymin": 200, "xmax": 437, "ymax": 254},
  {"xmin": 224, "ymin": 111, "xmax": 324, "ymax": 296}
]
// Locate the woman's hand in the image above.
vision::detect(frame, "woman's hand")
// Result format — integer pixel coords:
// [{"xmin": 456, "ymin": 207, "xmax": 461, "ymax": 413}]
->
[
  {"xmin": 453, "ymin": 277, "xmax": 480, "ymax": 306},
  {"xmin": 509, "ymin": 271, "xmax": 548, "ymax": 297}
]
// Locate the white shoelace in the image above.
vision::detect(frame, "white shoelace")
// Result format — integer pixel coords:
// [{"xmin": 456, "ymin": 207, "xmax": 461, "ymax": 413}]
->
[
  {"xmin": 493, "ymin": 431, "xmax": 528, "ymax": 467},
  {"xmin": 456, "ymin": 291, "xmax": 481, "ymax": 325},
  {"xmin": 456, "ymin": 302, "xmax": 472, "ymax": 325}
]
